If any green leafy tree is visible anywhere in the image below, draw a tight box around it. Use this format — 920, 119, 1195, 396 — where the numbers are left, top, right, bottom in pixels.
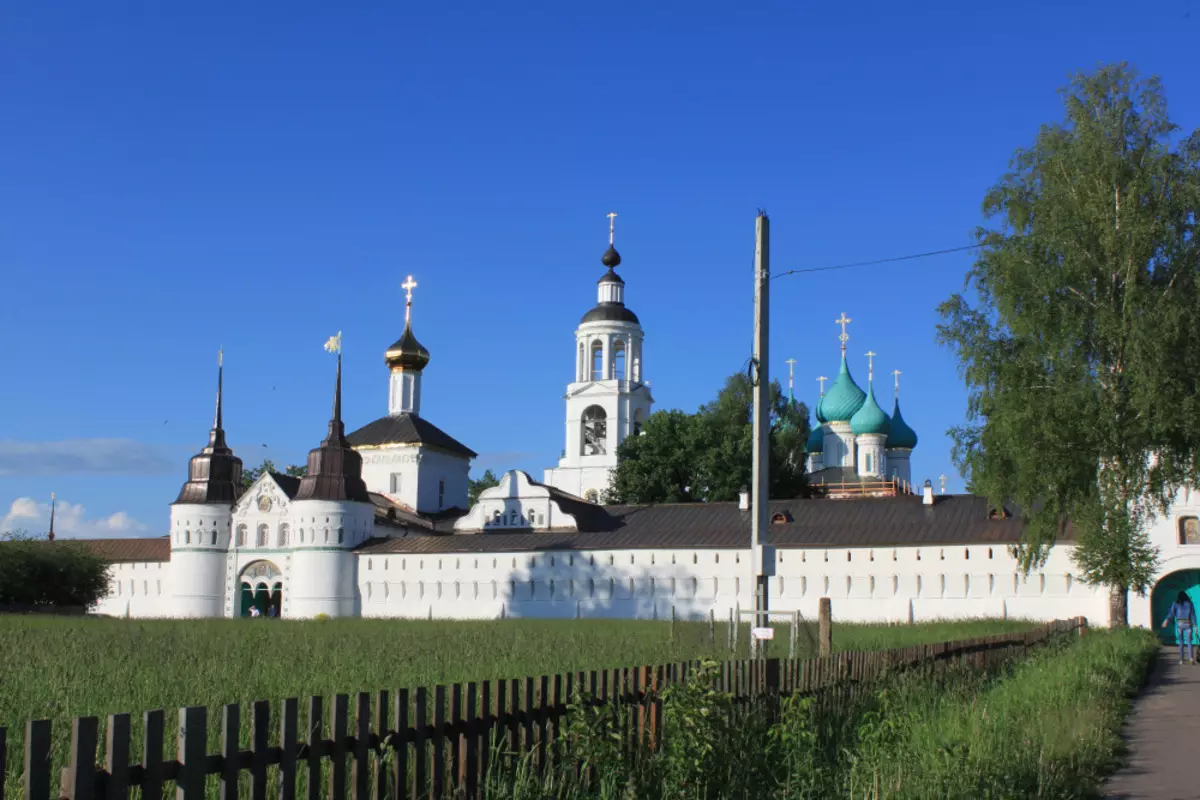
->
936, 63, 1200, 626
0, 529, 112, 608
241, 459, 307, 488
606, 371, 810, 503
468, 469, 501, 506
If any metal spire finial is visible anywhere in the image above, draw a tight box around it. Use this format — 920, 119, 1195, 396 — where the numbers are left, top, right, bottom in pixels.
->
817, 375, 828, 396
835, 312, 852, 353
939, 474, 948, 494
891, 368, 902, 396
606, 212, 618, 245
48, 491, 56, 541
785, 358, 797, 390
402, 275, 418, 325
865, 350, 877, 383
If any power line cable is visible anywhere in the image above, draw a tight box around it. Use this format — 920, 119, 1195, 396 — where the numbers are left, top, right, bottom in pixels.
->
771, 243, 980, 281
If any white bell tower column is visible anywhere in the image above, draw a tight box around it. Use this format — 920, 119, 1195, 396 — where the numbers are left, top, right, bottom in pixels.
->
543, 213, 654, 502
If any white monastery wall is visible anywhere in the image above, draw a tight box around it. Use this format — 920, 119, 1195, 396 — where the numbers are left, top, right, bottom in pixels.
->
92, 561, 169, 617
355, 541, 1109, 626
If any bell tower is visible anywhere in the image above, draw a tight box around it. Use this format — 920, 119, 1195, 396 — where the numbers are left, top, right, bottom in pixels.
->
543, 213, 654, 502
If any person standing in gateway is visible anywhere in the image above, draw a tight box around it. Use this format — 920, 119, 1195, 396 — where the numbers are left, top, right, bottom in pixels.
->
1162, 591, 1198, 664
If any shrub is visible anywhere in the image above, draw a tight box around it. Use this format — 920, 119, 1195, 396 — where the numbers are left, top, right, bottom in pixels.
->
0, 532, 111, 608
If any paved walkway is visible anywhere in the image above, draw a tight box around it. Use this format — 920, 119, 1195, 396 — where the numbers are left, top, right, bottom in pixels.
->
1105, 646, 1200, 799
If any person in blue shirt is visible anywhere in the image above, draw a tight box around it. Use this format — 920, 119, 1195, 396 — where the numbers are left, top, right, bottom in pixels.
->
1162, 591, 1198, 665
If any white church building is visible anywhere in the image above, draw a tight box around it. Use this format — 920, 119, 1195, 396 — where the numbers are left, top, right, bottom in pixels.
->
69, 222, 1200, 632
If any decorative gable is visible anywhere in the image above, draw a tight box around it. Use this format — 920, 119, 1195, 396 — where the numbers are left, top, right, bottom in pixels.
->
453, 470, 580, 533
233, 474, 291, 518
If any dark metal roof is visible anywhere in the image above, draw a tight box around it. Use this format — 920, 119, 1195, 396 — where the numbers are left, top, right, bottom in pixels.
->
294, 354, 371, 504
173, 363, 245, 506
269, 473, 302, 499
357, 494, 1043, 554
598, 268, 625, 284
78, 537, 171, 563
601, 245, 621, 268
580, 303, 640, 325
346, 414, 477, 458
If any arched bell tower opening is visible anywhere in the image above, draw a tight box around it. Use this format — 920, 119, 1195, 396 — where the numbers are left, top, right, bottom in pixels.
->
543, 213, 654, 500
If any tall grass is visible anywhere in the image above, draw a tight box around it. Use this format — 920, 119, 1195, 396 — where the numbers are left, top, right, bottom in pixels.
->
478, 629, 1157, 798
0, 615, 1033, 800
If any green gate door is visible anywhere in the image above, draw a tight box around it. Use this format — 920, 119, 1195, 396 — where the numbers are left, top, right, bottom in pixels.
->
1150, 569, 1200, 643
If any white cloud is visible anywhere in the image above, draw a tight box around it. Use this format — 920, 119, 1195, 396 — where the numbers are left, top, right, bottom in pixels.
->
1, 497, 149, 539
0, 439, 176, 477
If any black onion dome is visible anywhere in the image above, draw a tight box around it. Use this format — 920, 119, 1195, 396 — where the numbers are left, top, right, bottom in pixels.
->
581, 305, 641, 324
174, 363, 245, 505
601, 244, 621, 268
384, 322, 430, 371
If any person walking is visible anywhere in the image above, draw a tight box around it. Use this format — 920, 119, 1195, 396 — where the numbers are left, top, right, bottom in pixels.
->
1162, 591, 1198, 665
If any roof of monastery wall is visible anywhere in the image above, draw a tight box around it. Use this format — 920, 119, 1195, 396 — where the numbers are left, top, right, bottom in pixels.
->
359, 494, 1048, 554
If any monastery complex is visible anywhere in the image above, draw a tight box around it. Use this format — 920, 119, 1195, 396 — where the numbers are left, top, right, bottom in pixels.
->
69, 224, 1200, 631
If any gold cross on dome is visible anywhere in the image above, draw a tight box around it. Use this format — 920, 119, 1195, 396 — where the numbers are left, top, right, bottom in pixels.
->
865, 350, 877, 381
835, 313, 852, 350
817, 375, 828, 396
402, 275, 418, 324
606, 212, 618, 245
891, 369, 902, 395
939, 474, 948, 494
785, 358, 797, 388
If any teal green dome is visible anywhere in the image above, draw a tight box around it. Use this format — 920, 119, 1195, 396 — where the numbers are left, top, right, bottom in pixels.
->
806, 424, 824, 453
815, 402, 827, 424
779, 390, 801, 433
886, 398, 919, 450
817, 355, 867, 422
850, 385, 891, 436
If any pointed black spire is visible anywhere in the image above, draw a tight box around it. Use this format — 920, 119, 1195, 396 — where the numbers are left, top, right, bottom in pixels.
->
174, 350, 244, 505
48, 492, 56, 541
295, 338, 370, 503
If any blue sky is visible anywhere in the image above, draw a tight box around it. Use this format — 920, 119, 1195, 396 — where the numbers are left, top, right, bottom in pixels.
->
2, 1, 1198, 538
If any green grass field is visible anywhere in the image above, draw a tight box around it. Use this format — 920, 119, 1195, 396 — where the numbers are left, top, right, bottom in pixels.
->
0, 615, 1032, 798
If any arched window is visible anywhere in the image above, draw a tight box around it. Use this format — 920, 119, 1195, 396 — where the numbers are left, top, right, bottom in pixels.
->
185, 530, 191, 544
590, 340, 604, 381
236, 524, 247, 547
581, 405, 607, 455
611, 340, 626, 380
210, 531, 217, 546
632, 408, 644, 437
256, 524, 268, 548
577, 341, 586, 381
1180, 516, 1200, 545
278, 524, 290, 547
337, 527, 344, 544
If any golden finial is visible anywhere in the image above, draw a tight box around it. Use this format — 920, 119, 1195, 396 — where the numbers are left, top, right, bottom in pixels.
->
835, 313, 852, 352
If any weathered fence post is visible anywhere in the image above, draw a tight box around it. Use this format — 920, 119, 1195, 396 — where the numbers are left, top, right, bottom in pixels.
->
818, 598, 832, 657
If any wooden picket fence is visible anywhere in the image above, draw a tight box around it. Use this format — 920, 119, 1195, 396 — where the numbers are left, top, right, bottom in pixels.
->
1, 617, 1085, 800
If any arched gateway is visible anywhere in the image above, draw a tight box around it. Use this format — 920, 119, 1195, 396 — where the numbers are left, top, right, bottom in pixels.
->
238, 560, 283, 618
1150, 568, 1200, 643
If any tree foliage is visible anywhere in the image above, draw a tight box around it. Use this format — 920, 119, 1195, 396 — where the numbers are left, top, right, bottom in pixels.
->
606, 371, 810, 504
0, 529, 112, 608
241, 459, 307, 488
468, 469, 501, 506
936, 63, 1200, 625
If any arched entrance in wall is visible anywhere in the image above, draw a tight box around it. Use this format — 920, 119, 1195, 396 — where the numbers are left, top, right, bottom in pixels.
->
238, 560, 284, 618
1150, 568, 1200, 643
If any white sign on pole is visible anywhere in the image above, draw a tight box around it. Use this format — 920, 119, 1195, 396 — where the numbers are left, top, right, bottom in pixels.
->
751, 627, 774, 640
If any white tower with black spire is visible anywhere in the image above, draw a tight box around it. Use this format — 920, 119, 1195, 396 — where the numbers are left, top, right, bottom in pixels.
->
543, 214, 654, 502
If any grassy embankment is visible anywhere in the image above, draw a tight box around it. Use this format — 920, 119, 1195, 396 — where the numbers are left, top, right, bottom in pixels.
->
491, 627, 1159, 798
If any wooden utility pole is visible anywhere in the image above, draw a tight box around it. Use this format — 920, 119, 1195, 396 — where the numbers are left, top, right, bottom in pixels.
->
751, 212, 771, 655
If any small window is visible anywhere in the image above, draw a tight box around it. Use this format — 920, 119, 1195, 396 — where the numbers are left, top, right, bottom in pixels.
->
865, 453, 872, 473
210, 531, 217, 546
278, 524, 290, 547
1180, 516, 1200, 545
185, 530, 190, 544
390, 473, 402, 494
337, 527, 345, 543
